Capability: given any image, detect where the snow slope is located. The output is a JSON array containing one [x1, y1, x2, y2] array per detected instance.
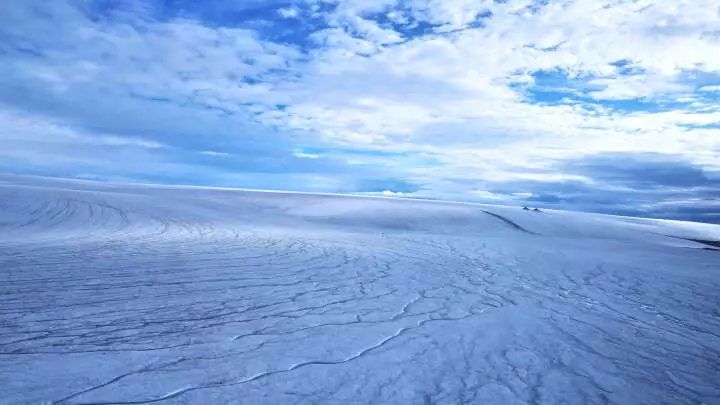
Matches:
[[1, 174, 718, 405]]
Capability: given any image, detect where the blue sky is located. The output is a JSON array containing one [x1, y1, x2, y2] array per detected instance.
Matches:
[[1, 0, 719, 223]]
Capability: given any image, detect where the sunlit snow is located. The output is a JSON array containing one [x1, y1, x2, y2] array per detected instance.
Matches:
[[1, 175, 719, 404]]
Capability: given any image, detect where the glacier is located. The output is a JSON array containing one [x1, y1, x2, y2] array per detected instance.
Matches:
[[1, 174, 719, 405]]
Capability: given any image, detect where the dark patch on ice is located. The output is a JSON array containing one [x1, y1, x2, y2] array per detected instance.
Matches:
[[480, 210, 536, 235], [666, 235, 720, 251], [690, 239, 720, 250]]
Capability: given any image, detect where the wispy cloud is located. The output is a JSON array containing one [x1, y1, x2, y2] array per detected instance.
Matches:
[[0, 0, 718, 222]]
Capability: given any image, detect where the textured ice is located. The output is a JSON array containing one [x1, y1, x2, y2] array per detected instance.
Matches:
[[1, 174, 719, 405]]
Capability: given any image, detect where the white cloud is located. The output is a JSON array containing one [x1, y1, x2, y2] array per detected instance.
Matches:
[[412, 0, 495, 30], [0, 109, 164, 149], [278, 8, 298, 19], [699, 85, 720, 92], [293, 151, 321, 159], [380, 190, 408, 197], [587, 75, 692, 100], [2, 0, 720, 202], [200, 151, 231, 157], [469, 190, 505, 200], [261, 0, 720, 189], [0, 109, 172, 174]]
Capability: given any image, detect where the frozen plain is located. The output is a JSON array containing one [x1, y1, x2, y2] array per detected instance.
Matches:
[[1, 174, 719, 405]]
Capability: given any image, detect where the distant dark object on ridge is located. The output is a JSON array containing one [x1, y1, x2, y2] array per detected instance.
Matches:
[[533, 208, 542, 212], [523, 206, 530, 211], [522, 206, 542, 212]]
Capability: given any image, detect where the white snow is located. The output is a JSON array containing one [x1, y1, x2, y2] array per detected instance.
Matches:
[[1, 174, 719, 405]]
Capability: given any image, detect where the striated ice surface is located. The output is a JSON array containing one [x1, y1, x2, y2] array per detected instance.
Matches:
[[1, 174, 719, 405]]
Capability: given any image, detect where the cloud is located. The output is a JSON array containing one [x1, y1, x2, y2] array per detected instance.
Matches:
[[561, 153, 718, 189], [469, 190, 505, 201], [200, 151, 232, 157], [586, 75, 692, 100], [483, 153, 720, 223], [0, 0, 719, 222], [699, 85, 720, 92], [379, 190, 407, 197], [293, 150, 321, 159], [355, 178, 422, 194], [278, 8, 299, 19]]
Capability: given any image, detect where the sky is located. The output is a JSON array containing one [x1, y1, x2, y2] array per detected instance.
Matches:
[[1, 0, 719, 223]]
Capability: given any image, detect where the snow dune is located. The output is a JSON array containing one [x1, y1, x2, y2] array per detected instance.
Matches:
[[1, 174, 719, 405]]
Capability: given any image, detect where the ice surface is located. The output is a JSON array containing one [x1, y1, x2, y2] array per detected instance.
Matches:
[[1, 174, 719, 405]]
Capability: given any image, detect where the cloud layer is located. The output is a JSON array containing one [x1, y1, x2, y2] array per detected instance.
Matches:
[[1, 0, 719, 222]]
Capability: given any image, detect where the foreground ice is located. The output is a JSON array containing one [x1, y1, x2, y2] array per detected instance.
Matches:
[[1, 175, 719, 405]]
